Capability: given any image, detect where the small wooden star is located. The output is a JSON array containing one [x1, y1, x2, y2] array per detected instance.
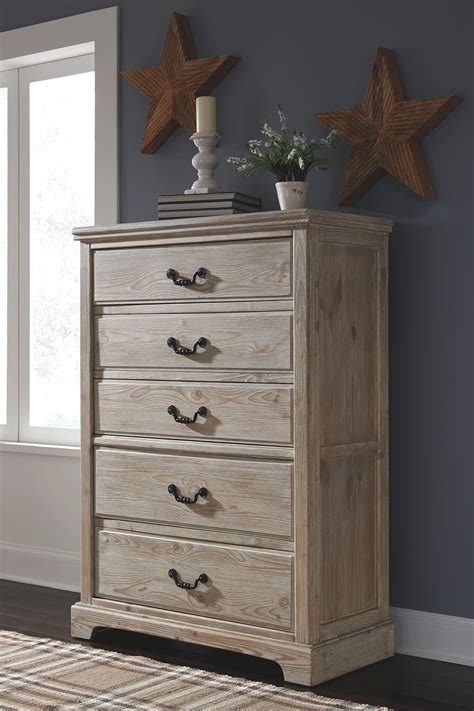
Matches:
[[122, 12, 239, 154], [315, 47, 462, 205]]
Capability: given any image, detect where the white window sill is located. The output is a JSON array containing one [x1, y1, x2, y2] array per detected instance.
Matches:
[[0, 441, 80, 458]]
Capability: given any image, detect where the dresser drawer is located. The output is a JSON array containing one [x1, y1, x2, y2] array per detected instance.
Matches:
[[94, 381, 293, 445], [95, 448, 292, 538], [94, 238, 291, 303], [95, 311, 292, 371], [95, 530, 293, 630]]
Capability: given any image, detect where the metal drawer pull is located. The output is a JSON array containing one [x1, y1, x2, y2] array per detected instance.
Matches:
[[166, 267, 207, 287], [167, 483, 208, 504], [167, 405, 207, 424], [167, 336, 207, 356], [168, 568, 208, 590]]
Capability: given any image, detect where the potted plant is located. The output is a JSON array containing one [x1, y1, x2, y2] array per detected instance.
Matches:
[[227, 107, 336, 210]]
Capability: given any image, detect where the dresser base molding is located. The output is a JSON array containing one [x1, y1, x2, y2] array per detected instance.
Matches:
[[71, 602, 394, 686]]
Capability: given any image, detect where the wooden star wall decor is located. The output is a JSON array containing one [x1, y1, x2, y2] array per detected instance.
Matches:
[[315, 48, 462, 205], [122, 12, 239, 154]]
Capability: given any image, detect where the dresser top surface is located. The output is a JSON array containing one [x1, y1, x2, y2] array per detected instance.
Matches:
[[73, 208, 393, 243]]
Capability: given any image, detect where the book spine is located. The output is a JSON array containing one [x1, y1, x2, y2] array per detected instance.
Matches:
[[159, 202, 259, 213], [158, 208, 257, 219], [159, 193, 261, 208]]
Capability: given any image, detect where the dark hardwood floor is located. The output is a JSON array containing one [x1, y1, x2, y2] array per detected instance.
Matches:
[[0, 580, 472, 710]]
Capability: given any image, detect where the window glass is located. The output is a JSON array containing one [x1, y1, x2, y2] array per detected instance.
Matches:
[[29, 71, 94, 428]]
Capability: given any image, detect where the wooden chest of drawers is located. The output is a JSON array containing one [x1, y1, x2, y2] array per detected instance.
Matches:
[[71, 209, 394, 685]]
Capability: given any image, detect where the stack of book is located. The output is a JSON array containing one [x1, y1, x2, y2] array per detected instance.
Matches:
[[158, 192, 261, 220]]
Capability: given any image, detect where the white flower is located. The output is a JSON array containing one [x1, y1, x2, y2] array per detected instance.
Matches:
[[247, 139, 264, 157], [298, 157, 305, 170], [293, 132, 307, 147], [287, 148, 297, 160], [277, 106, 287, 131], [261, 121, 276, 138]]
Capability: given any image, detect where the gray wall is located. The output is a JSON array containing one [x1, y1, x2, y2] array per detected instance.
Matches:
[[1, 0, 472, 619]]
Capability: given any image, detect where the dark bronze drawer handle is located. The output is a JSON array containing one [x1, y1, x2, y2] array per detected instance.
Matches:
[[167, 405, 207, 424], [168, 568, 208, 590], [166, 267, 207, 287], [168, 484, 208, 504], [167, 336, 207, 356]]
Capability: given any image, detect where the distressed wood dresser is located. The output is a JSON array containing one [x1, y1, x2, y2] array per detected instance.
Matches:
[[71, 208, 394, 685]]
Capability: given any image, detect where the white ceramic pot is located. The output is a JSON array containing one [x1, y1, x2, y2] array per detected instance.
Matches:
[[275, 181, 309, 210]]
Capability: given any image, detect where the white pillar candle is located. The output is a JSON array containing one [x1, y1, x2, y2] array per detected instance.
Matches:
[[196, 96, 217, 133]]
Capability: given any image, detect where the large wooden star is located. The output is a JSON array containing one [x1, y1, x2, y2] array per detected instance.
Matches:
[[315, 48, 462, 205], [122, 12, 239, 154]]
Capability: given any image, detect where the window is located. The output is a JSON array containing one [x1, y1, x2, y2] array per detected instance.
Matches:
[[2, 57, 94, 446], [23, 57, 95, 443], [0, 9, 118, 447]]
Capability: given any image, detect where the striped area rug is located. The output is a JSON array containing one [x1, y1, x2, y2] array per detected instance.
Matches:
[[0, 630, 390, 710]]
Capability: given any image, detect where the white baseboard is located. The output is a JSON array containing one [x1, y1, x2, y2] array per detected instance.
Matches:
[[391, 606, 474, 667], [0, 541, 80, 592]]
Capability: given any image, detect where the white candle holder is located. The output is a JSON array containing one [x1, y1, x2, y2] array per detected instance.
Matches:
[[185, 131, 222, 194]]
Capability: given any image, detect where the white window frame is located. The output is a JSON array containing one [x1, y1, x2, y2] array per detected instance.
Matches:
[[0, 70, 19, 442], [19, 54, 95, 446], [0, 8, 118, 446]]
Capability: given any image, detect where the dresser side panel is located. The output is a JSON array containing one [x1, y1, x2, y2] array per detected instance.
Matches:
[[318, 227, 390, 630], [320, 452, 377, 622], [375, 234, 389, 619], [319, 236, 377, 446]]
